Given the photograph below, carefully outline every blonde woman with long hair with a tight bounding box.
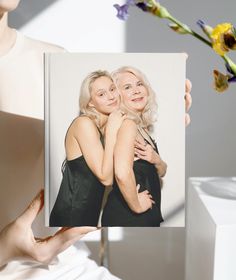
[102,66,167,226]
[49,70,125,226]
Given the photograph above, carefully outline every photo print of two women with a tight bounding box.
[45,53,186,228]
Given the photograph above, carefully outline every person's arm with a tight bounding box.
[74,112,124,186]
[114,119,154,213]
[134,140,167,177]
[0,189,97,267]
[153,155,167,177]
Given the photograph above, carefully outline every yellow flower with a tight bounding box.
[211,23,235,56]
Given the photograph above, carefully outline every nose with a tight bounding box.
[107,91,115,100]
[130,85,140,96]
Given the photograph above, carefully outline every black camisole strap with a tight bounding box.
[61,115,104,172]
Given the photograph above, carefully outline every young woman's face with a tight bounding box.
[117,72,148,112]
[89,76,120,115]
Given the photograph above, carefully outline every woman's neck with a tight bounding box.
[0,13,17,57]
[126,105,142,117]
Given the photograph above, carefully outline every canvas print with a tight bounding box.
[45,53,186,227]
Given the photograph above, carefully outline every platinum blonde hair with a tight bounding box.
[112,66,157,130]
[79,70,112,128]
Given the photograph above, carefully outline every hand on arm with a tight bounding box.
[0,189,97,267]
[136,184,155,212]
[114,120,155,213]
[134,140,167,177]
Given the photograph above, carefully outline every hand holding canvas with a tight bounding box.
[0,189,97,267]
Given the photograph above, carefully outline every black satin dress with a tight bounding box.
[49,129,105,227]
[102,135,163,227]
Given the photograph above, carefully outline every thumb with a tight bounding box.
[44,227,99,258]
[136,184,140,192]
[185,113,191,127]
[185,78,192,93]
[18,189,44,225]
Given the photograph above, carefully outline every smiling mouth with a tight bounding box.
[108,100,118,106]
[132,97,144,102]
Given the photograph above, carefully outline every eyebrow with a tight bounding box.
[122,80,141,86]
[122,82,132,85]
[122,83,131,88]
[95,89,106,94]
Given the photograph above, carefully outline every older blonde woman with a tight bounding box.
[102,66,167,227]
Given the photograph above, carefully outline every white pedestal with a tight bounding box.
[185,177,236,280]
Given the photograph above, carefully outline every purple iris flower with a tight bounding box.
[136,2,149,12]
[113,1,135,20]
[113,4,130,20]
[136,1,161,12]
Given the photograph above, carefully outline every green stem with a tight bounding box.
[165,14,236,70]
[191,30,212,47]
[146,5,236,75]
[168,15,236,75]
[222,55,228,64]
[223,55,236,75]
[167,15,212,47]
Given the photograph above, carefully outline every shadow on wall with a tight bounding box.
[9,0,59,28]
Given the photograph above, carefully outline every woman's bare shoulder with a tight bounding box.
[117,119,137,140]
[120,118,137,131]
[71,115,94,127]
[70,115,98,135]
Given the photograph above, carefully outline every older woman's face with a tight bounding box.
[117,72,148,112]
[89,76,120,115]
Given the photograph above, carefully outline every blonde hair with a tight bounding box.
[112,66,157,130]
[79,70,112,128]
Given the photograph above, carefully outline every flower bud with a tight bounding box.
[197,20,213,39]
[168,23,191,34]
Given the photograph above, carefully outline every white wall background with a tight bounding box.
[46,53,186,226]
[13,0,125,52]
